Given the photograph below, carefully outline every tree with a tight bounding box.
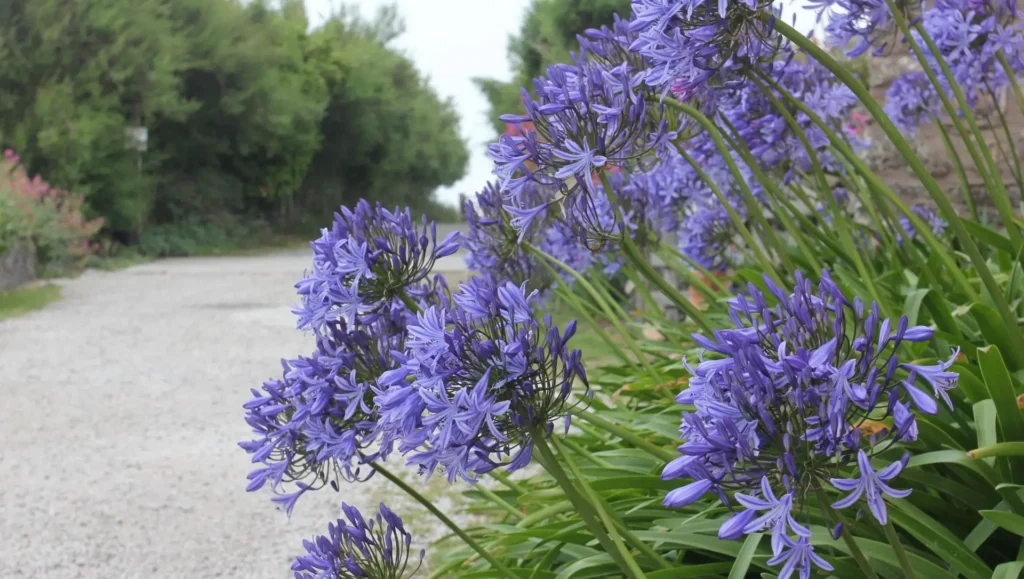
[474,0,632,137]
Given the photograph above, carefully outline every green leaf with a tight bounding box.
[969,442,1024,459]
[964,500,1011,552]
[993,561,1024,579]
[807,527,958,579]
[903,288,930,327]
[648,564,733,578]
[980,510,1024,537]
[974,399,999,467]
[553,554,616,579]
[954,363,991,404]
[963,218,1016,254]
[888,500,992,579]
[728,532,763,579]
[975,314,1024,372]
[978,345,1024,481]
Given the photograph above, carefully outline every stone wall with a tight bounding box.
[0,242,37,292]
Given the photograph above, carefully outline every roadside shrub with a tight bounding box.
[0,149,102,273]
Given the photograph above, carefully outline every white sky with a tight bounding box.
[305,0,533,206]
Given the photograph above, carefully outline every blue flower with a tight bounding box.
[902,349,960,410]
[734,477,812,556]
[662,269,952,578]
[767,535,834,579]
[831,450,912,524]
[292,502,424,579]
[379,277,589,482]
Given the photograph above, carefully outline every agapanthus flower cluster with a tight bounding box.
[292,502,424,579]
[492,15,671,239]
[662,269,957,578]
[885,72,942,135]
[628,0,782,98]
[295,200,460,335]
[375,276,589,483]
[897,203,948,245]
[241,307,410,500]
[879,0,1024,134]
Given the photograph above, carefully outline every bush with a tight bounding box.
[0,150,102,274]
[137,213,271,257]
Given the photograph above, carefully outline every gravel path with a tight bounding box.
[0,236,475,578]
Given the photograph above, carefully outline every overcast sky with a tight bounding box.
[304,0,533,206]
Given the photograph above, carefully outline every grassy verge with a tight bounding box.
[0,284,61,321]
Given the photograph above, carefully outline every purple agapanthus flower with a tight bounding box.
[292,502,424,579]
[831,450,912,524]
[661,269,955,575]
[295,200,460,335]
[376,277,589,483]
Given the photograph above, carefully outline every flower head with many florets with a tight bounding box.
[292,502,424,579]
[375,277,589,483]
[295,200,460,335]
[662,269,957,577]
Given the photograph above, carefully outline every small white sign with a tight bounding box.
[125,126,148,152]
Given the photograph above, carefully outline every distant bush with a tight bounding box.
[0,150,102,273]
[138,213,272,257]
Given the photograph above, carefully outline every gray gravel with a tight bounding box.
[0,240,477,578]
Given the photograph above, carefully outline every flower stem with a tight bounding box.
[814,487,878,579]
[551,435,669,569]
[397,289,421,314]
[532,431,647,578]
[368,461,517,578]
[883,518,918,579]
[577,410,677,463]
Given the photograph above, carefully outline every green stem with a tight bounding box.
[814,487,878,579]
[754,60,978,301]
[774,18,1024,350]
[594,170,716,331]
[551,435,665,571]
[369,462,517,578]
[882,518,919,579]
[670,142,781,282]
[526,242,663,382]
[476,484,525,521]
[656,97,795,273]
[397,289,421,314]
[577,410,677,463]
[532,432,645,577]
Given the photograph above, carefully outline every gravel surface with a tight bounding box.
[0,238,476,578]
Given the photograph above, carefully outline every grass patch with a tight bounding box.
[547,297,625,368]
[0,284,61,321]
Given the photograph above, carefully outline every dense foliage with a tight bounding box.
[0,0,467,253]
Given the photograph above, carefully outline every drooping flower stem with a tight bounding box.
[771,17,1024,352]
[532,430,647,578]
[814,486,879,579]
[882,517,919,579]
[368,461,518,578]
